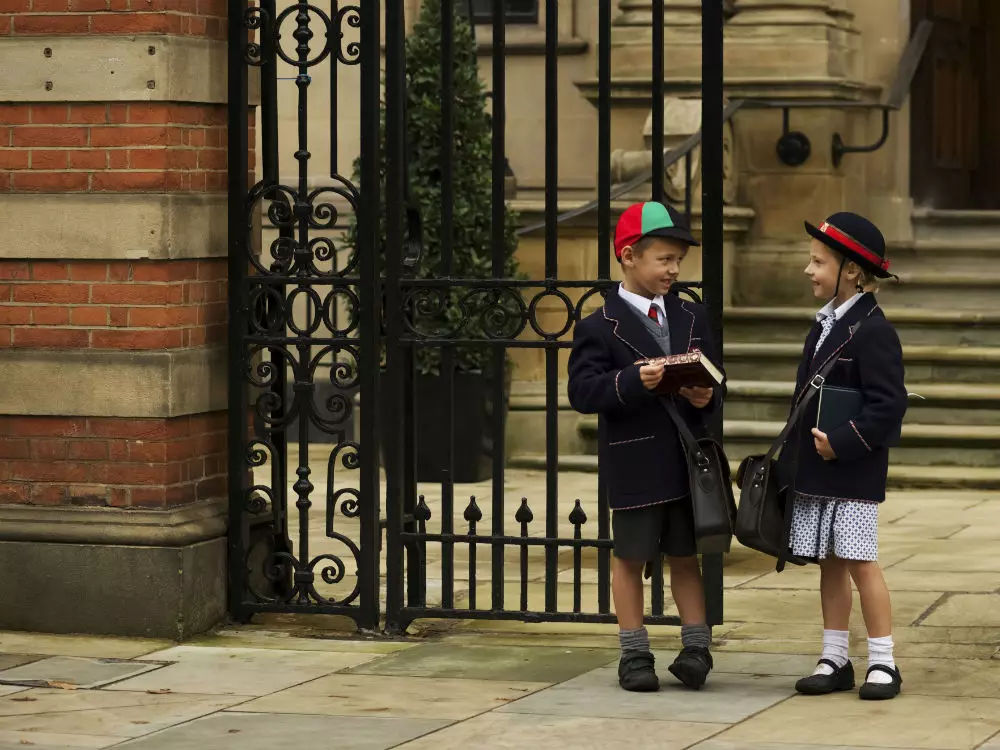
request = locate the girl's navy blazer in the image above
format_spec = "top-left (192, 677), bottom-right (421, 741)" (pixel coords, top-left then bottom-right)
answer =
top-left (567, 289), bottom-right (726, 511)
top-left (782, 292), bottom-right (908, 503)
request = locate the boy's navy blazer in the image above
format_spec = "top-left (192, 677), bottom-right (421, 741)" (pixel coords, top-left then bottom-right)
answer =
top-left (567, 288), bottom-right (726, 511)
top-left (782, 292), bottom-right (907, 503)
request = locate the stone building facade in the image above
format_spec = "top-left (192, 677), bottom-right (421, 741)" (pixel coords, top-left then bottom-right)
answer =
top-left (1, 0), bottom-right (998, 637)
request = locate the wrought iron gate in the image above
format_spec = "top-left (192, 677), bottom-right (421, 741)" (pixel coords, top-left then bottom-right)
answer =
top-left (227, 0), bottom-right (728, 633)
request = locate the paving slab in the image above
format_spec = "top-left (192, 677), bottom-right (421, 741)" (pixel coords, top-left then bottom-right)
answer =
top-left (238, 674), bottom-right (549, 720)
top-left (0, 729), bottom-right (116, 748)
top-left (920, 594), bottom-right (1000, 628)
top-left (0, 656), bottom-right (38, 672)
top-left (892, 551), bottom-right (1000, 573)
top-left (497, 668), bottom-right (794, 724)
top-left (0, 633), bottom-right (168, 660)
top-left (893, 657), bottom-right (1000, 698)
top-left (0, 656), bottom-right (165, 689)
top-left (113, 711), bottom-right (447, 750)
top-left (692, 743), bottom-right (933, 750)
top-left (713, 693), bottom-right (1000, 750)
top-left (188, 630), bottom-right (415, 654)
top-left (745, 568), bottom-right (1000, 594)
top-left (0, 688), bottom-right (241, 746)
top-left (347, 643), bottom-right (618, 682)
top-left (393, 712), bottom-right (726, 750)
top-left (703, 652), bottom-right (820, 677)
top-left (713, 588), bottom-right (941, 627)
top-left (107, 646), bottom-right (378, 697)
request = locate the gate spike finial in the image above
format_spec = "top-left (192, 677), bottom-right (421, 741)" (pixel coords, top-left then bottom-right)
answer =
top-left (569, 499), bottom-right (587, 526)
top-left (514, 497), bottom-right (533, 525)
top-left (414, 495), bottom-right (432, 522)
top-left (464, 496), bottom-right (483, 523)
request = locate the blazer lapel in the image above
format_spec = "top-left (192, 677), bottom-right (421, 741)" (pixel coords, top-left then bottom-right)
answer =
top-left (602, 288), bottom-right (661, 361)
top-left (664, 293), bottom-right (695, 355)
top-left (808, 293), bottom-right (879, 377)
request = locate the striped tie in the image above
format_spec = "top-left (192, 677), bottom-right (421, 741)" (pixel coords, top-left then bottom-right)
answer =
top-left (648, 305), bottom-right (660, 326)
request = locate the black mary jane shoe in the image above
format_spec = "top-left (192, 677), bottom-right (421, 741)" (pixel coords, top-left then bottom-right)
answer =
top-left (618, 650), bottom-right (660, 692)
top-left (859, 664), bottom-right (902, 701)
top-left (795, 659), bottom-right (855, 695)
top-left (668, 646), bottom-right (713, 690)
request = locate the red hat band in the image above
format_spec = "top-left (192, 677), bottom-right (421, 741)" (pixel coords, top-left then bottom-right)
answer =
top-left (819, 222), bottom-right (891, 272)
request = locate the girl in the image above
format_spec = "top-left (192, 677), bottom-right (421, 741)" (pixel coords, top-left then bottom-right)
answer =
top-left (784, 212), bottom-right (908, 701)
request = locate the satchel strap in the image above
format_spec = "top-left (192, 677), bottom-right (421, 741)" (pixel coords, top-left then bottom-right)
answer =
top-left (661, 397), bottom-right (710, 466)
top-left (763, 319), bottom-right (866, 464)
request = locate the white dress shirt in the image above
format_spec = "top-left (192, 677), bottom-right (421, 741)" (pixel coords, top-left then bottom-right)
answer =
top-left (618, 284), bottom-right (664, 325)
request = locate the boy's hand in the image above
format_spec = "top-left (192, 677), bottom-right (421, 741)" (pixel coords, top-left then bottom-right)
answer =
top-left (679, 386), bottom-right (713, 409)
top-left (812, 428), bottom-right (837, 460)
top-left (639, 363), bottom-right (665, 390)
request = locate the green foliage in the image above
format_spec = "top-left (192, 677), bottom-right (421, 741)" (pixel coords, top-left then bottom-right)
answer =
top-left (347, 0), bottom-right (521, 376)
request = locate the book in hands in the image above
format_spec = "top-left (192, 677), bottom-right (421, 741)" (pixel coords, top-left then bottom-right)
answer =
top-left (816, 385), bottom-right (863, 434)
top-left (634, 349), bottom-right (723, 395)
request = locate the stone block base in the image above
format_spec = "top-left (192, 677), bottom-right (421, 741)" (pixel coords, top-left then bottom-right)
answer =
top-left (0, 501), bottom-right (226, 640)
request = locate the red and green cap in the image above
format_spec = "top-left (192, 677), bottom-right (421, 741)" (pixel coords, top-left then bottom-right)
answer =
top-left (614, 201), bottom-right (699, 260)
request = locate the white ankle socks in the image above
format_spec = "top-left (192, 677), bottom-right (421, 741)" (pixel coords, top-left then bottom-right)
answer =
top-left (866, 635), bottom-right (896, 684)
top-left (813, 629), bottom-right (850, 676)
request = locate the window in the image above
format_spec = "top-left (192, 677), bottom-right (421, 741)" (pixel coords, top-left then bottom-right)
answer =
top-left (470, 0), bottom-right (539, 25)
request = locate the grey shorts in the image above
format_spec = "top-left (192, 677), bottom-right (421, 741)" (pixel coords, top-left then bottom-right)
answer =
top-left (612, 497), bottom-right (697, 561)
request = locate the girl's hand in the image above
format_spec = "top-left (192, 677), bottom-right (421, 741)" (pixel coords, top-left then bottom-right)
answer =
top-left (679, 386), bottom-right (713, 409)
top-left (639, 363), bottom-right (665, 390)
top-left (812, 428), bottom-right (837, 460)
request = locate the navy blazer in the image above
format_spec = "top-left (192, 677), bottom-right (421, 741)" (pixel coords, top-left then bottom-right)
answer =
top-left (781, 293), bottom-right (907, 503)
top-left (567, 288), bottom-right (726, 511)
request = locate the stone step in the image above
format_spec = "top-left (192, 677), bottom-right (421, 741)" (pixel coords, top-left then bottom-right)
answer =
top-left (876, 272), bottom-right (1000, 310)
top-left (724, 343), bottom-right (1000, 384)
top-left (723, 381), bottom-right (1000, 426)
top-left (888, 238), bottom-right (1000, 274)
top-left (719, 420), bottom-right (1000, 468)
top-left (911, 208), bottom-right (1000, 242)
top-left (507, 453), bottom-right (1000, 490)
top-left (723, 306), bottom-right (1000, 347)
top-left (574, 418), bottom-right (1000, 468)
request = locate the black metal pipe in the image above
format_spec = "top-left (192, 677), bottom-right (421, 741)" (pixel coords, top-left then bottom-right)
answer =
top-left (700, 0), bottom-right (725, 627)
top-left (651, 0), bottom-right (665, 202)
top-left (226, 0), bottom-right (250, 624)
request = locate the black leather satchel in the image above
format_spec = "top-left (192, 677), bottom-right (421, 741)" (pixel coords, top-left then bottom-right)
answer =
top-left (661, 398), bottom-right (736, 554)
top-left (735, 320), bottom-right (865, 571)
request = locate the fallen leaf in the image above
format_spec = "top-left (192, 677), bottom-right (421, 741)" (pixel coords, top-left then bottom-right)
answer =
top-left (131, 721), bottom-right (150, 725)
top-left (145, 689), bottom-right (172, 695)
top-left (45, 681), bottom-right (78, 691)
top-left (362, 707), bottom-right (390, 712)
top-left (11, 697), bottom-right (37, 703)
top-left (228, 729), bottom-right (241, 734)
top-left (19, 741), bottom-right (33, 746)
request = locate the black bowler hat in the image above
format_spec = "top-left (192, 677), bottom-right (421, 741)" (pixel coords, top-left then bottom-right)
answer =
top-left (804, 212), bottom-right (896, 280)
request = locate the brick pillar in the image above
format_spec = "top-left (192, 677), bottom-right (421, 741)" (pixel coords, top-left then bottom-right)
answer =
top-left (0, 0), bottom-right (249, 638)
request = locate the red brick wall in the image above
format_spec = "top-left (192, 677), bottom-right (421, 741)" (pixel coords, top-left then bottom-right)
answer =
top-left (0, 0), bottom-right (228, 39)
top-left (0, 260), bottom-right (227, 349)
top-left (0, 413), bottom-right (227, 507)
top-left (0, 104), bottom-right (230, 192)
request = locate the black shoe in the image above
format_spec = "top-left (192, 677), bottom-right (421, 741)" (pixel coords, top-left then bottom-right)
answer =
top-left (795, 659), bottom-right (855, 695)
top-left (859, 664), bottom-right (902, 700)
top-left (667, 646), bottom-right (713, 690)
top-left (618, 650), bottom-right (659, 692)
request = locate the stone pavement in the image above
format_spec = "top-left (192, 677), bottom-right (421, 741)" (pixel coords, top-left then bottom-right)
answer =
top-left (0, 481), bottom-right (998, 749)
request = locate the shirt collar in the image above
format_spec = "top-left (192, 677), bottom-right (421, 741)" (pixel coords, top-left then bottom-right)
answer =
top-left (618, 283), bottom-right (665, 319)
top-left (816, 292), bottom-right (864, 323)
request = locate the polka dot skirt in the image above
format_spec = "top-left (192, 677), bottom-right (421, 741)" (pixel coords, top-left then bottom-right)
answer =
top-left (790, 493), bottom-right (879, 561)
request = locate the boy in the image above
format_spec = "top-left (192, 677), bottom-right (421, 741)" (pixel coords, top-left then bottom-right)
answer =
top-left (567, 201), bottom-right (726, 692)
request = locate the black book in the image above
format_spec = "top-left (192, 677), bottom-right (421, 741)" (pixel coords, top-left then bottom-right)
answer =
top-left (816, 385), bottom-right (864, 434)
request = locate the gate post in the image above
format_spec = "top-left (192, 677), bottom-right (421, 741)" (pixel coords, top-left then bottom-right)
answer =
top-left (0, 0), bottom-right (238, 638)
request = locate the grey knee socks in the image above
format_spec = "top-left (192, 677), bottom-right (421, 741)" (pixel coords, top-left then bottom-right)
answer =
top-left (619, 627), bottom-right (650, 653)
top-left (681, 624), bottom-right (712, 650)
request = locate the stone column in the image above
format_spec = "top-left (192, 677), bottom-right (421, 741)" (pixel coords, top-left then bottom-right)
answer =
top-left (0, 0), bottom-right (246, 638)
top-left (725, 0), bottom-right (870, 305)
